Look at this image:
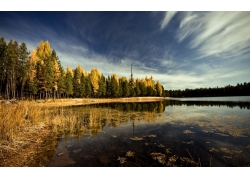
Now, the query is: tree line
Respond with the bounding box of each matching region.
[0,37,164,100]
[164,82,250,97]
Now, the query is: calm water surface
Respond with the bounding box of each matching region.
[170,96,250,102]
[42,97,250,167]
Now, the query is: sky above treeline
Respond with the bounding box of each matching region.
[0,11,250,90]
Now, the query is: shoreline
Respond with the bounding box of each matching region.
[4,97,165,107]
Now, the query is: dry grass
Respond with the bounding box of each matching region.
[0,102,84,166]
[27,97,164,107]
[0,102,54,166]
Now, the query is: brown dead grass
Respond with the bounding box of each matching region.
[29,97,164,107]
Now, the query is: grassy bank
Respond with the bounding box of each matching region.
[0,101,81,166]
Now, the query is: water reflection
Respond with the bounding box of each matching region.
[164,99,250,109]
[43,99,250,167]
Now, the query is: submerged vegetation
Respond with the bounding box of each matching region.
[0,37,164,100]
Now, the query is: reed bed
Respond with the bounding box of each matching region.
[0,102,82,166]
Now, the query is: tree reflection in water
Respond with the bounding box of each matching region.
[41,100,250,167]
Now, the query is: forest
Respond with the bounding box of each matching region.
[164,82,250,97]
[0,37,164,100]
[1,37,249,100]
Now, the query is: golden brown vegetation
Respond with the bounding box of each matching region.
[0,98,163,166]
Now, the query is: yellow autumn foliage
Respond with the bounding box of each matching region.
[90,68,101,93]
[28,49,38,84]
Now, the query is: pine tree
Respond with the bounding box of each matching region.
[73,65,84,97]
[57,65,66,98]
[106,76,112,97]
[5,40,19,99]
[28,49,38,98]
[79,73,86,97]
[97,74,106,97]
[65,65,73,98]
[18,42,29,98]
[51,49,60,99]
[120,77,130,97]
[85,75,92,97]
[0,37,7,97]
[36,40,53,99]
[135,78,141,96]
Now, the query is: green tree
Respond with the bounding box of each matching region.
[27,49,38,98]
[79,73,86,97]
[120,77,130,97]
[135,78,141,96]
[57,65,66,98]
[97,74,106,97]
[51,49,60,99]
[156,81,163,96]
[36,40,53,99]
[18,42,29,98]
[0,37,7,97]
[73,65,84,97]
[5,40,19,99]
[85,75,92,97]
[65,65,73,97]
[106,76,112,97]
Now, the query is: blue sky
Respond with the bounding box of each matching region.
[0,11,250,90]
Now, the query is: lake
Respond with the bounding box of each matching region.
[38,96,250,167]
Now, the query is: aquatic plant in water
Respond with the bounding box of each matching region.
[147,134,157,138]
[150,152,166,164]
[165,148,171,154]
[126,151,135,157]
[130,136,143,140]
[117,157,127,164]
[183,130,195,134]
[158,144,164,148]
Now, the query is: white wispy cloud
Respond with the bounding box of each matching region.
[176,12,201,42]
[160,11,177,30]
[177,12,250,59]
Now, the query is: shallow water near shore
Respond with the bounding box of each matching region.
[41,96,250,167]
